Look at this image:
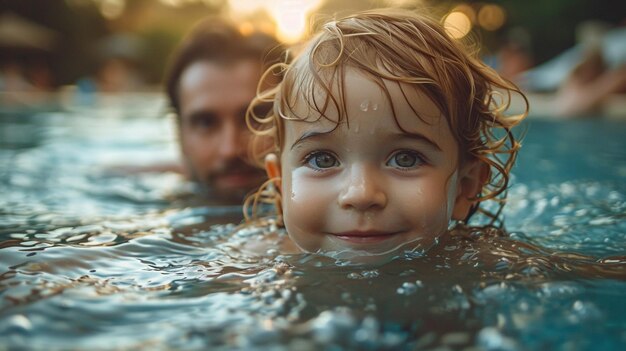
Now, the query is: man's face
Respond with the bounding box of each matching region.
[178,60,266,202]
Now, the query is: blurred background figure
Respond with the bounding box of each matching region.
[0,12,56,106]
[493,27,534,82]
[78,33,147,94]
[0,61,32,92]
[164,16,283,204]
[552,23,626,116]
[73,32,148,106]
[520,21,626,116]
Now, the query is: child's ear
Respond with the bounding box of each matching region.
[264,153,282,192]
[452,159,489,220]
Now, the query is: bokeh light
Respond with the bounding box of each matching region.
[477,4,506,31]
[443,11,472,39]
[451,3,476,24]
[228,0,324,43]
[238,21,255,36]
[99,0,125,20]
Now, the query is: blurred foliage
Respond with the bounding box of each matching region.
[1,0,224,87]
[139,28,181,84]
[1,0,108,86]
[1,0,624,88]
[484,0,626,63]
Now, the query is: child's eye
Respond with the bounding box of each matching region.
[305,151,339,169]
[387,150,425,169]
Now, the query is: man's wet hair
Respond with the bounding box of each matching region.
[165,16,284,119]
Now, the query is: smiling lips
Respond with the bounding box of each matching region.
[333,230,401,243]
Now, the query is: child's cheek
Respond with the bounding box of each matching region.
[281,168,330,252]
[392,180,449,244]
[283,169,323,217]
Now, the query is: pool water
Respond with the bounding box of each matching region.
[1,104,625,350]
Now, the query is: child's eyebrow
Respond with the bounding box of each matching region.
[398,133,442,151]
[290,130,329,150]
[290,130,442,151]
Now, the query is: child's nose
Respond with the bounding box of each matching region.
[338,165,387,211]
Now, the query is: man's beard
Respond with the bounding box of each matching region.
[201,159,266,204]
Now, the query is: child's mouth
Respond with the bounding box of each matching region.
[333,230,400,243]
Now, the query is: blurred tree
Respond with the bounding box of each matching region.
[469,0,626,64]
[0,0,108,86]
[140,28,181,84]
[97,0,226,85]
[3,0,623,88]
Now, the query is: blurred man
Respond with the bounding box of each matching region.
[165,17,282,204]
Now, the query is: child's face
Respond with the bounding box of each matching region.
[277,70,479,262]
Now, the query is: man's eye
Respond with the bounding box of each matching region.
[191,115,217,129]
[305,151,339,169]
[387,150,425,169]
[237,107,249,127]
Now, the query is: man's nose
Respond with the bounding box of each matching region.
[338,165,387,211]
[218,120,246,158]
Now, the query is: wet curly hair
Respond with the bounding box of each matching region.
[245,8,528,225]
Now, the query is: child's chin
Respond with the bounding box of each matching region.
[320,248,406,266]
[317,240,435,266]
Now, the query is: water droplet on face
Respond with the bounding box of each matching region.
[372,103,378,111]
[360,100,369,112]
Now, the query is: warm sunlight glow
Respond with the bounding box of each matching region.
[238,21,254,36]
[443,11,472,39]
[382,0,423,6]
[228,0,266,15]
[228,0,324,43]
[477,4,506,31]
[99,0,125,20]
[159,0,185,7]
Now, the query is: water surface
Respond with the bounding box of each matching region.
[1,107,625,350]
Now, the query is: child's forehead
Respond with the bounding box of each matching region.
[346,70,442,122]
[289,68,445,129]
[280,69,457,155]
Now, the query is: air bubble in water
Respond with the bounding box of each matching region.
[397,281,421,295]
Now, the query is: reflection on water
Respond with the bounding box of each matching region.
[0,109,625,350]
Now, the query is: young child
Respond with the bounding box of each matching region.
[245,8,528,263]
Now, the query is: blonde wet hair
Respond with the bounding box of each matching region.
[245,8,528,225]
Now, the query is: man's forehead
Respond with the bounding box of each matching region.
[181,60,261,91]
[179,60,262,117]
